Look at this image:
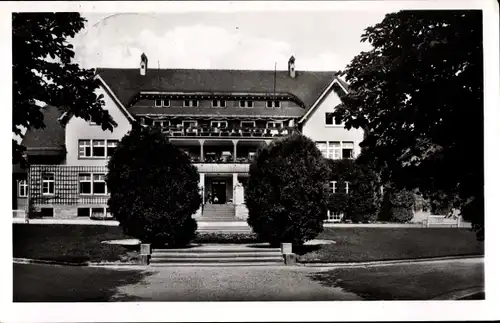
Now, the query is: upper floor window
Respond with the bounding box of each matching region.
[212,100,226,108]
[317,141,354,160]
[329,180,350,194]
[240,121,255,128]
[239,100,253,108]
[329,181,337,194]
[325,112,342,126]
[267,121,283,128]
[155,98,170,107]
[79,173,108,195]
[266,100,281,108]
[42,173,55,195]
[183,99,199,107]
[210,121,228,128]
[79,139,118,159]
[18,180,28,197]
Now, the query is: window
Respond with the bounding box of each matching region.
[77,208,91,217]
[240,121,255,128]
[107,140,118,157]
[317,141,354,160]
[342,142,354,159]
[210,121,228,128]
[89,116,97,125]
[239,100,253,108]
[212,100,226,108]
[18,180,28,197]
[79,173,92,195]
[345,181,350,194]
[327,211,343,222]
[325,112,342,126]
[42,173,55,195]
[154,98,170,107]
[93,174,107,195]
[267,121,283,128]
[92,140,106,157]
[183,120,198,129]
[329,181,337,194]
[79,140,92,157]
[183,99,198,107]
[266,100,280,108]
[79,139,118,158]
[91,208,105,218]
[40,208,54,218]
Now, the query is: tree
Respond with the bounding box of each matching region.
[12,13,115,166]
[334,11,483,238]
[106,125,201,246]
[326,159,380,223]
[245,134,330,246]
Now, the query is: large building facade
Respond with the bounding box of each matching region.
[13,54,364,221]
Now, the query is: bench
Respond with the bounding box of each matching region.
[424,215,461,228]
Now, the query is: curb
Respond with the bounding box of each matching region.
[297,255,484,268]
[431,287,485,300]
[13,258,141,267]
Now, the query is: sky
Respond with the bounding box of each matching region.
[71,10,391,72]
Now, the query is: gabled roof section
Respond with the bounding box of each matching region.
[298,77,349,124]
[21,105,65,152]
[96,68,339,111]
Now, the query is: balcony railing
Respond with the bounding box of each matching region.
[153,125,295,138]
[189,155,254,163]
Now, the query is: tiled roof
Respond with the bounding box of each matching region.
[96,68,339,111]
[21,105,65,151]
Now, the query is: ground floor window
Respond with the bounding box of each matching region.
[78,207,113,219]
[40,207,54,218]
[326,210,343,222]
[18,180,28,197]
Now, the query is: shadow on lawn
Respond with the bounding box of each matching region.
[14,263,154,302]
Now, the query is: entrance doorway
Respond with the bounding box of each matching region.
[211,180,226,204]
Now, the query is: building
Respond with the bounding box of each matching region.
[13,54,364,221]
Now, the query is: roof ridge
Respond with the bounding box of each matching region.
[96,67,338,74]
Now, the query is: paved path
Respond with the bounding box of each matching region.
[14,257,483,302]
[113,266,362,301]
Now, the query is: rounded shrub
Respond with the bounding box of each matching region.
[245,133,330,246]
[106,125,201,247]
[378,186,416,223]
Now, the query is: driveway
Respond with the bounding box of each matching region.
[13,257,484,302]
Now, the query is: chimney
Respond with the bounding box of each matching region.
[288,55,296,78]
[140,53,148,76]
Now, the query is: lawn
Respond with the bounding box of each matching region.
[13,263,150,302]
[297,227,484,263]
[13,224,138,264]
[308,259,485,300]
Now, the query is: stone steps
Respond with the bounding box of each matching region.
[150,246,284,266]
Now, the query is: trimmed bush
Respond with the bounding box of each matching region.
[106,125,202,247]
[378,187,416,223]
[194,232,260,244]
[245,133,330,246]
[326,159,380,223]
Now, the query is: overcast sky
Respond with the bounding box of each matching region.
[71,11,391,71]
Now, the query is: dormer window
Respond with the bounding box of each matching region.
[267,121,283,128]
[212,100,226,108]
[155,98,170,107]
[266,100,280,108]
[184,99,199,107]
[239,100,253,108]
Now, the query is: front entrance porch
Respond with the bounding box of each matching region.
[195,173,249,221]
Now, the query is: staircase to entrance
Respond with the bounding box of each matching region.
[202,204,239,222]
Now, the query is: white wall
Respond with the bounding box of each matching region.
[301,84,364,157]
[64,86,132,166]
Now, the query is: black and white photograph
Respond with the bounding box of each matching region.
[2,0,499,322]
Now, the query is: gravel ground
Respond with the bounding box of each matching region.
[113,266,362,301]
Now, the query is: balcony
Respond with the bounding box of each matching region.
[193,163,250,173]
[156,125,295,138]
